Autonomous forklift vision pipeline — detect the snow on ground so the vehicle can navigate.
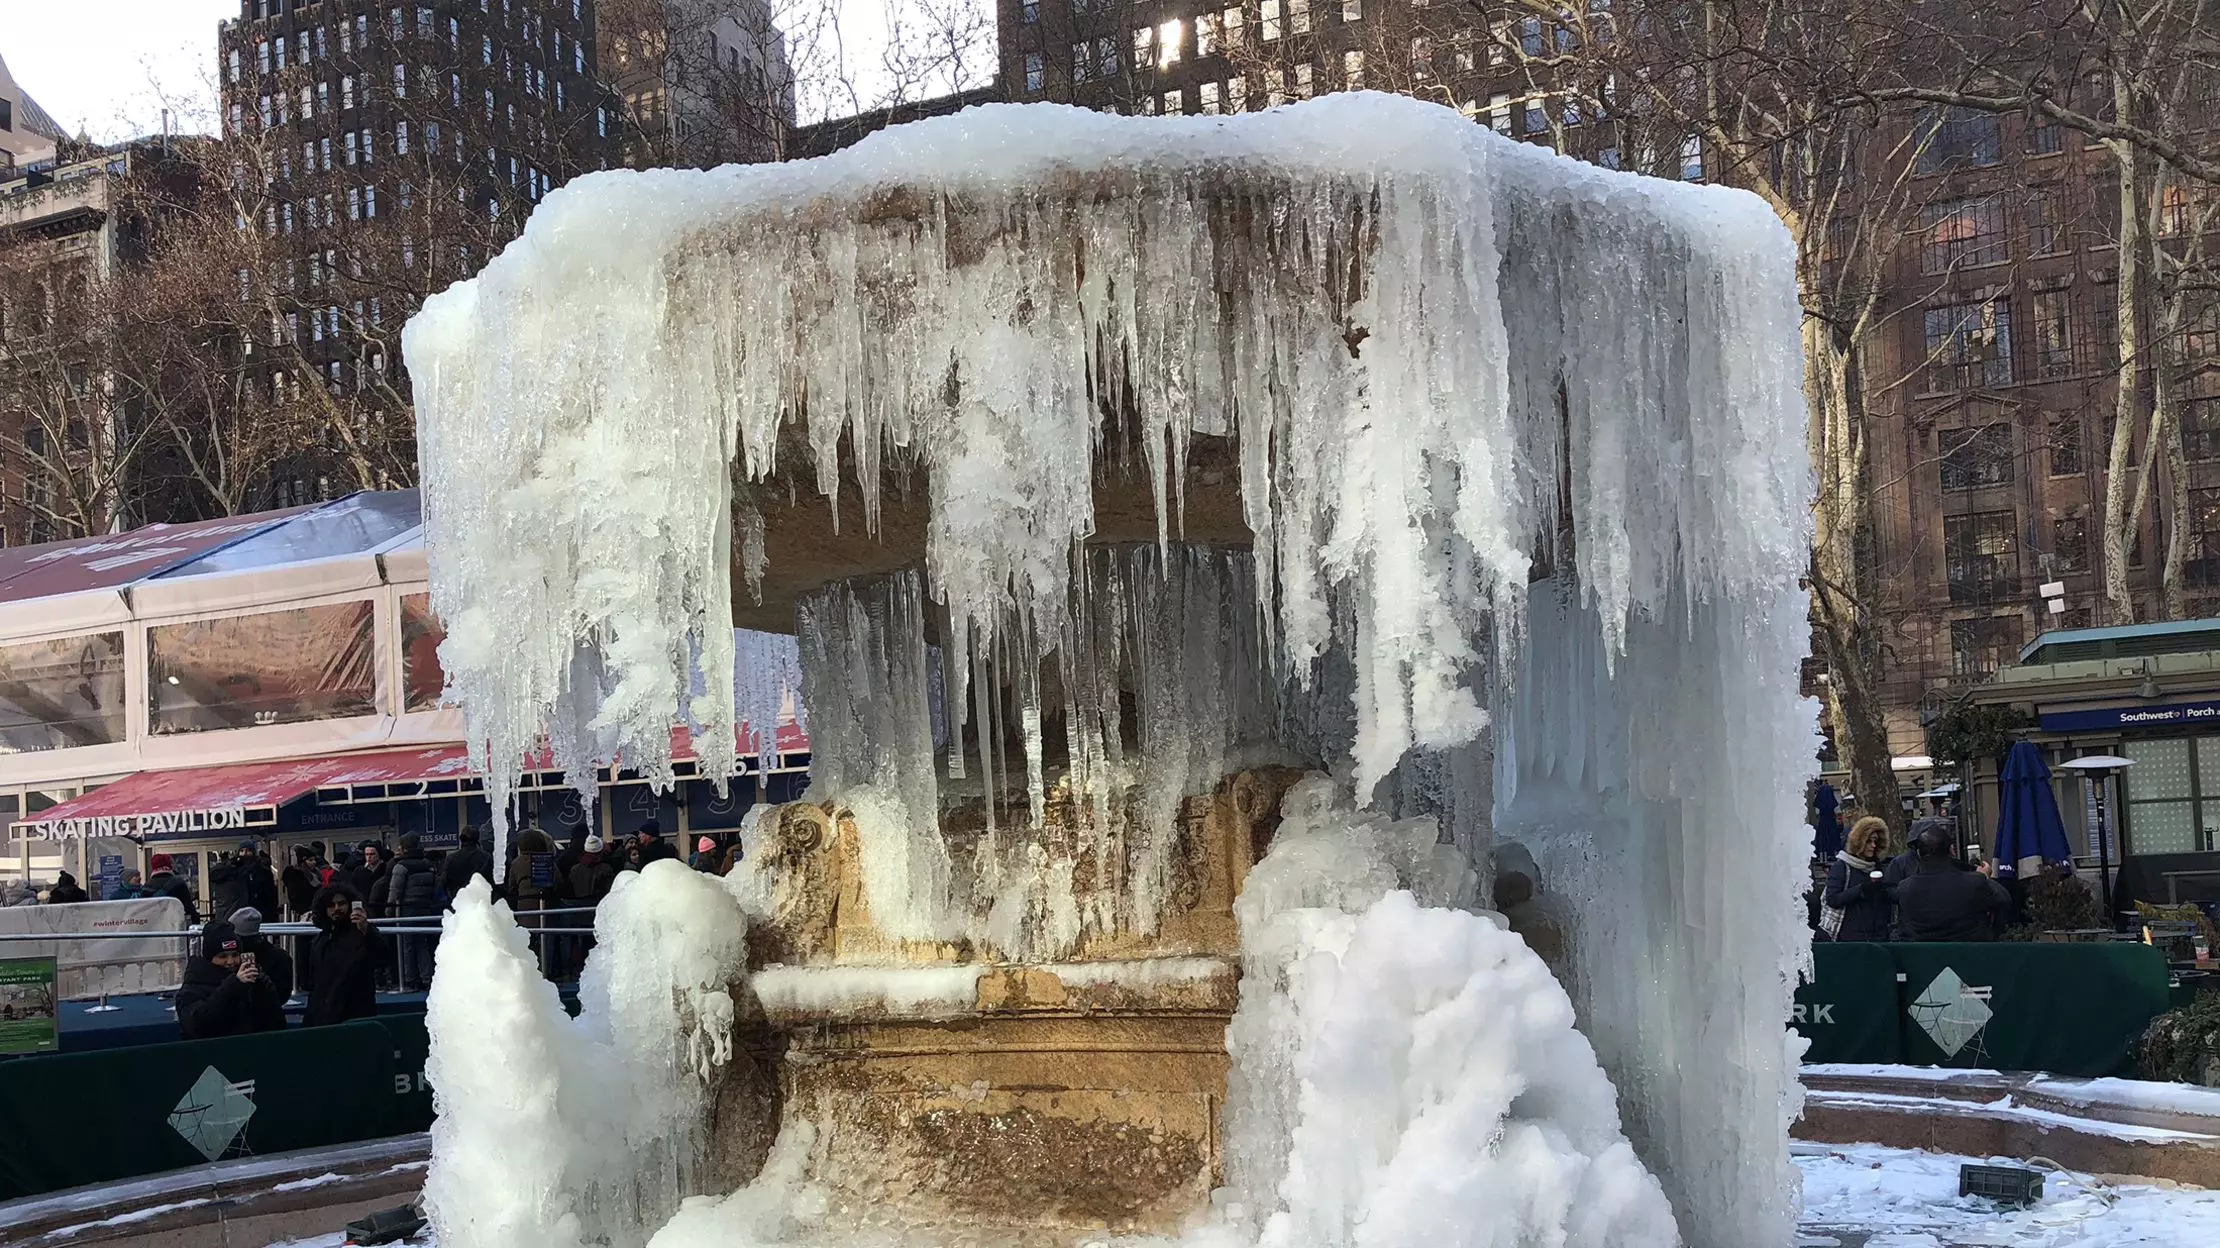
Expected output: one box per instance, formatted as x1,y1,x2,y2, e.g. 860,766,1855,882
1797,1143,2220,1247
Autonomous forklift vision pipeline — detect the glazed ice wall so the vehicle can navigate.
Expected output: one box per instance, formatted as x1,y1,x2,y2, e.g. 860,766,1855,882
404,94,1811,1247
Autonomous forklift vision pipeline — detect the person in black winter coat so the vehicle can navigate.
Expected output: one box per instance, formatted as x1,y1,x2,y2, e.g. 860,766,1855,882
303,884,390,1026
281,847,320,919
633,821,681,867
176,920,287,1039
145,854,199,922
383,836,442,991
44,871,88,904
209,842,276,924
347,842,393,919
1894,826,2012,942
1820,817,1895,942
227,907,296,1001
440,828,495,901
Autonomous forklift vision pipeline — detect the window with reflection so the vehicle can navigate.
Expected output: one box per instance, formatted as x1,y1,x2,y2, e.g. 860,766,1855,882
401,592,448,711
149,602,376,733
0,632,126,752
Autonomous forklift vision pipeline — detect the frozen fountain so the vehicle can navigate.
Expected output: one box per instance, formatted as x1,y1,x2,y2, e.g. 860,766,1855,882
404,96,1817,1248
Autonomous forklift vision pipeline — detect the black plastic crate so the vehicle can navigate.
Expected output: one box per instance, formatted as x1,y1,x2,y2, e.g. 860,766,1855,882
1960,1162,2044,1208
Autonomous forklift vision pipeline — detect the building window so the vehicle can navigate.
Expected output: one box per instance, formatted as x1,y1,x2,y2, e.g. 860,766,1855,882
2031,288,2079,379
1916,107,2004,174
2191,488,2220,588
1525,100,1548,134
1945,511,2019,605
1263,0,1282,40
2024,186,2062,257
2052,517,2089,572
1680,135,1705,182
1291,0,1312,34
1924,298,2015,392
2048,413,2084,475
1266,69,1285,106
1163,88,1184,115
1344,50,1363,88
1021,0,1038,22
1948,613,2024,680
1920,196,2006,274
1489,93,1511,133
2029,116,2062,156
2179,392,2220,463
2121,737,2220,854
1941,424,2014,491
1344,0,1362,18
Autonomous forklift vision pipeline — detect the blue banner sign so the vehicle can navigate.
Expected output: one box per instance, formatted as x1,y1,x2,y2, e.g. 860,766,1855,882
2040,699,2220,733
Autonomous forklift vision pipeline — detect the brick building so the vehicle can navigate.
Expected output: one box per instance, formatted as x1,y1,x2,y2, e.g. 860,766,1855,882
211,0,620,505
599,0,795,167
0,140,207,546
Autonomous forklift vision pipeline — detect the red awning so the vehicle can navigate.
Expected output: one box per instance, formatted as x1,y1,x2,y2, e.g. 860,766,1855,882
0,507,309,605
23,745,472,839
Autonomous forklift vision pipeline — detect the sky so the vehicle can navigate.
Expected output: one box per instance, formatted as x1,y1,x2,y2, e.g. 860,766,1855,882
2,2,237,143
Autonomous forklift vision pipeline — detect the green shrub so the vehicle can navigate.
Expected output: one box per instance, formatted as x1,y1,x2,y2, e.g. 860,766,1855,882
2140,989,2220,1086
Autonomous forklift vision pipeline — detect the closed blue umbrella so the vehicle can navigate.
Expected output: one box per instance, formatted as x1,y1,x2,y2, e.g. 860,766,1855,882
1995,740,2071,877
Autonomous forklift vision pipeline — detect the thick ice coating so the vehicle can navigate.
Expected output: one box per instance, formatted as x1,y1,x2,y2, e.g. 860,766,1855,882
405,94,1813,1248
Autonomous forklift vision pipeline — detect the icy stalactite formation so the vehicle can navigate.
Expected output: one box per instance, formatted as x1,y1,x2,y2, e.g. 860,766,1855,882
792,545,1280,960
1494,586,1818,1244
732,629,804,773
406,96,1530,834
406,93,1812,1247
424,867,752,1248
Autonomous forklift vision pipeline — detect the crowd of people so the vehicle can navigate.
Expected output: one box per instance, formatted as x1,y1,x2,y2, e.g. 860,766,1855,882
2,819,742,1042
164,821,739,1039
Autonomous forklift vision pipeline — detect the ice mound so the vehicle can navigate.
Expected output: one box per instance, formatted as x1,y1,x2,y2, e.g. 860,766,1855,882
423,866,751,1248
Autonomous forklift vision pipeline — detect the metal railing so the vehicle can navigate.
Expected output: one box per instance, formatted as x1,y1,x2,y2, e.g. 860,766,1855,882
0,906,606,1001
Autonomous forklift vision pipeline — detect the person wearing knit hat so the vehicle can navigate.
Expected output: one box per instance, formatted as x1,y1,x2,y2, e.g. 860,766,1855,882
145,853,200,922
692,836,721,873
229,907,296,1002
569,834,616,907
633,820,680,867
176,919,287,1039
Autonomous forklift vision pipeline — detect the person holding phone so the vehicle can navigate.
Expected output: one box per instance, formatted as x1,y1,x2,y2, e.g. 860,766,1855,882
176,920,288,1039
303,884,391,1027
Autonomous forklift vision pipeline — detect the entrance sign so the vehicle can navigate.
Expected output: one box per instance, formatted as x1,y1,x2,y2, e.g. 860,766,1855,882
41,807,247,840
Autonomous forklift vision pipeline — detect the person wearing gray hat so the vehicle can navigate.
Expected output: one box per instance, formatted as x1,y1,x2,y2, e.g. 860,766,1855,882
228,907,295,1002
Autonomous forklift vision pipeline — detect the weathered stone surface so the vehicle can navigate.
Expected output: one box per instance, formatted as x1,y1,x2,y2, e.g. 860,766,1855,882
713,767,1303,1230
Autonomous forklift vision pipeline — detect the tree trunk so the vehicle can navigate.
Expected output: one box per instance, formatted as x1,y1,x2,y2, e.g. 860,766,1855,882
2101,120,2144,624
1805,312,1903,837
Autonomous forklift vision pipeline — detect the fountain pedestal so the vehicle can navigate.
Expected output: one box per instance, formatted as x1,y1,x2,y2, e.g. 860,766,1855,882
715,768,1305,1235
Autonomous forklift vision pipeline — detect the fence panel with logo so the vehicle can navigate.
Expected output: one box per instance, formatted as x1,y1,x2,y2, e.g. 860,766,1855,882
0,898,187,998
0,1017,429,1199
1792,941,1900,1064
1794,942,2173,1077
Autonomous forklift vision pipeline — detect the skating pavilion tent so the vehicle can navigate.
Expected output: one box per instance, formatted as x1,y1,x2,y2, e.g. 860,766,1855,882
0,491,807,893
